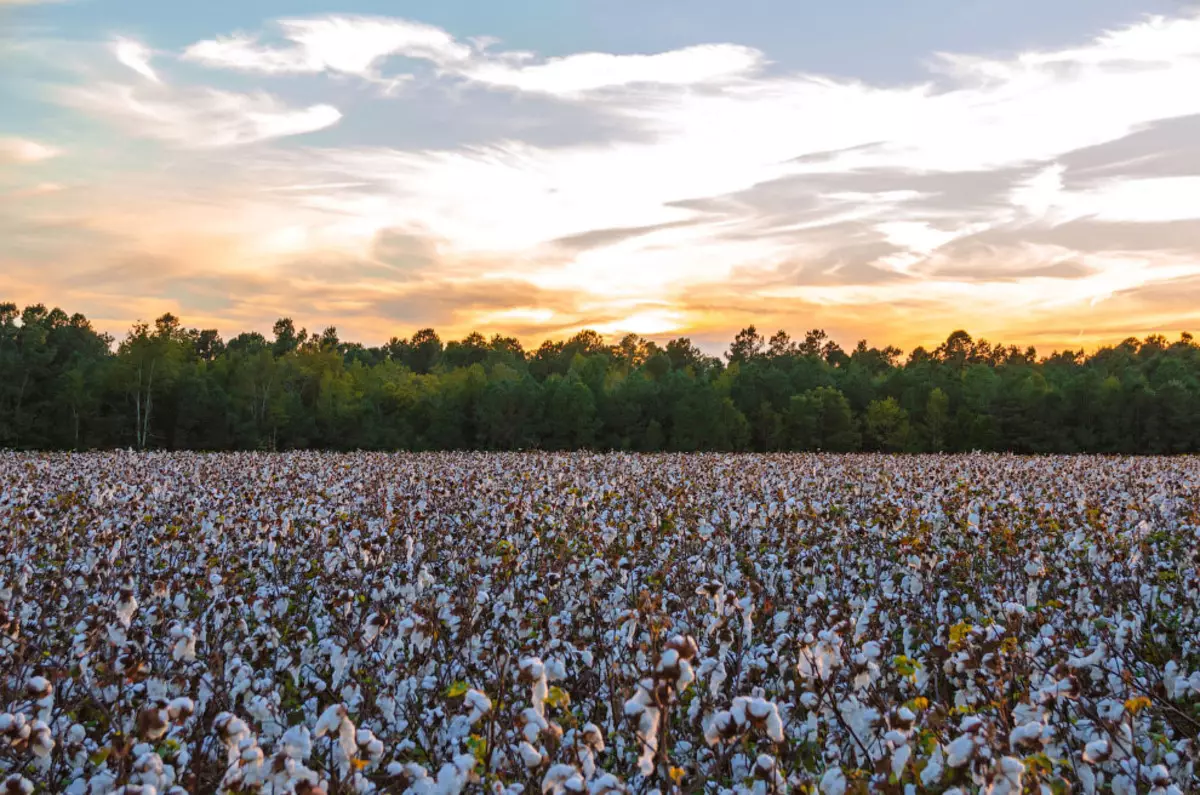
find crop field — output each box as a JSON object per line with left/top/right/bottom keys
{"left": 0, "top": 452, "right": 1197, "bottom": 795}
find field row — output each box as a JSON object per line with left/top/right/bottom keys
{"left": 0, "top": 453, "right": 1197, "bottom": 794}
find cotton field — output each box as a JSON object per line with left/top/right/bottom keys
{"left": 0, "top": 453, "right": 1197, "bottom": 795}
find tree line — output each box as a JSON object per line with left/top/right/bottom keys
{"left": 2, "top": 300, "right": 1198, "bottom": 453}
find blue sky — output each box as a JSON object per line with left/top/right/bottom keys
{"left": 2, "top": 0, "right": 1199, "bottom": 351}
{"left": 10, "top": 0, "right": 1185, "bottom": 78}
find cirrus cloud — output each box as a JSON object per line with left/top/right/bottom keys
{"left": 458, "top": 44, "right": 765, "bottom": 96}
{"left": 62, "top": 83, "right": 341, "bottom": 148}
{"left": 112, "top": 37, "right": 160, "bottom": 83}
{"left": 0, "top": 137, "right": 61, "bottom": 163}
{"left": 182, "top": 16, "right": 472, "bottom": 78}
{"left": 7, "top": 10, "right": 1200, "bottom": 351}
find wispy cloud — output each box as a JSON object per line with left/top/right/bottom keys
{"left": 112, "top": 38, "right": 160, "bottom": 83}
{"left": 6, "top": 11, "right": 1200, "bottom": 350}
{"left": 458, "top": 44, "right": 764, "bottom": 95}
{"left": 182, "top": 14, "right": 764, "bottom": 96}
{"left": 0, "top": 137, "right": 61, "bottom": 163}
{"left": 62, "top": 83, "right": 341, "bottom": 147}
{"left": 182, "top": 16, "right": 471, "bottom": 78}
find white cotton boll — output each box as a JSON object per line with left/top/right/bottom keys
{"left": 313, "top": 704, "right": 345, "bottom": 738}
{"left": 589, "top": 773, "right": 626, "bottom": 794}
{"left": 434, "top": 752, "right": 476, "bottom": 794}
{"left": 675, "top": 659, "right": 695, "bottom": 692}
{"left": 731, "top": 696, "right": 750, "bottom": 726}
{"left": 114, "top": 591, "right": 138, "bottom": 628}
{"left": 819, "top": 766, "right": 846, "bottom": 795}
{"left": 1111, "top": 774, "right": 1136, "bottom": 795}
{"left": 546, "top": 657, "right": 567, "bottom": 681}
{"left": 763, "top": 704, "right": 784, "bottom": 742}
{"left": 465, "top": 689, "right": 492, "bottom": 724}
{"left": 26, "top": 676, "right": 53, "bottom": 709}
{"left": 543, "top": 763, "right": 583, "bottom": 793}
{"left": 739, "top": 596, "right": 755, "bottom": 645}
{"left": 378, "top": 694, "right": 397, "bottom": 727}
{"left": 891, "top": 744, "right": 911, "bottom": 778}
{"left": 521, "top": 657, "right": 550, "bottom": 719}
{"left": 753, "top": 754, "right": 785, "bottom": 794}
{"left": 29, "top": 720, "right": 54, "bottom": 758}
{"left": 106, "top": 622, "right": 127, "bottom": 647}
{"left": 239, "top": 742, "right": 264, "bottom": 765}
{"left": 282, "top": 725, "right": 312, "bottom": 759}
{"left": 1097, "top": 699, "right": 1124, "bottom": 721}
{"left": 1162, "top": 662, "right": 1183, "bottom": 699}
{"left": 1077, "top": 764, "right": 1096, "bottom": 795}
{"left": 995, "top": 756, "right": 1024, "bottom": 793}
{"left": 519, "top": 741, "right": 544, "bottom": 768}
{"left": 356, "top": 729, "right": 384, "bottom": 763}
{"left": 921, "top": 745, "right": 944, "bottom": 786}
{"left": 213, "top": 712, "right": 249, "bottom": 753}
{"left": 708, "top": 660, "right": 727, "bottom": 698}
{"left": 337, "top": 711, "right": 358, "bottom": 762}
{"left": 1082, "top": 739, "right": 1110, "bottom": 764}
{"left": 2, "top": 776, "right": 33, "bottom": 795}
{"left": 1009, "top": 720, "right": 1042, "bottom": 750}
{"left": 340, "top": 682, "right": 363, "bottom": 711}
{"left": 704, "top": 711, "right": 733, "bottom": 745}
{"left": 522, "top": 707, "right": 549, "bottom": 744}
{"left": 635, "top": 709, "right": 659, "bottom": 776}
{"left": 946, "top": 734, "right": 976, "bottom": 767}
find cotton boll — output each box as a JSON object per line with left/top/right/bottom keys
{"left": 819, "top": 766, "right": 846, "bottom": 795}
{"left": 921, "top": 745, "right": 944, "bottom": 786}
{"left": 2, "top": 776, "right": 33, "bottom": 795}
{"left": 282, "top": 725, "right": 312, "bottom": 759}
{"left": 464, "top": 688, "right": 492, "bottom": 724}
{"left": 28, "top": 720, "right": 54, "bottom": 758}
{"left": 313, "top": 704, "right": 346, "bottom": 738}
{"left": 946, "top": 734, "right": 977, "bottom": 767}
{"left": 519, "top": 741, "right": 545, "bottom": 769}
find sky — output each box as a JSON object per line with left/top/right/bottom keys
{"left": 2, "top": 0, "right": 1200, "bottom": 354}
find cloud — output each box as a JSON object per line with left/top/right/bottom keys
{"left": 1013, "top": 169, "right": 1200, "bottom": 224}
{"left": 113, "top": 38, "right": 159, "bottom": 83}
{"left": 459, "top": 44, "right": 764, "bottom": 96}
{"left": 183, "top": 16, "right": 471, "bottom": 77}
{"left": 10, "top": 10, "right": 1200, "bottom": 351}
{"left": 1, "top": 182, "right": 64, "bottom": 200}
{"left": 0, "top": 137, "right": 60, "bottom": 163}
{"left": 182, "top": 15, "right": 762, "bottom": 97}
{"left": 62, "top": 83, "right": 341, "bottom": 147}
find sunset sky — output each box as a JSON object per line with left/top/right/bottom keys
{"left": 2, "top": 0, "right": 1199, "bottom": 354}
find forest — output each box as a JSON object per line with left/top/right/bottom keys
{"left": 2, "top": 300, "right": 1198, "bottom": 453}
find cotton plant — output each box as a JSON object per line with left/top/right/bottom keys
{"left": 1, "top": 451, "right": 1199, "bottom": 792}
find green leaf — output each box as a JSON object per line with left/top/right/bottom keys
{"left": 445, "top": 680, "right": 469, "bottom": 698}
{"left": 466, "top": 734, "right": 487, "bottom": 764}
{"left": 546, "top": 686, "right": 571, "bottom": 709}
